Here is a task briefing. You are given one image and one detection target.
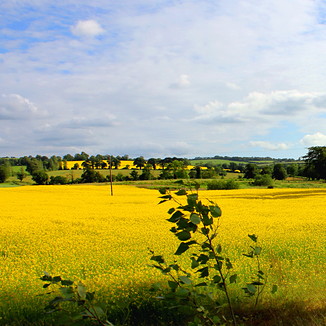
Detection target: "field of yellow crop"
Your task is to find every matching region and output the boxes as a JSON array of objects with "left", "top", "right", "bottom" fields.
[{"left": 0, "top": 185, "right": 325, "bottom": 324}]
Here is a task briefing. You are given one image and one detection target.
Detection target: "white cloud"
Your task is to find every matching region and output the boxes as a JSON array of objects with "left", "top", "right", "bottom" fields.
[
  {"left": 0, "top": 94, "right": 46, "bottom": 120},
  {"left": 71, "top": 20, "right": 105, "bottom": 38},
  {"left": 300, "top": 132, "right": 326, "bottom": 146},
  {"left": 250, "top": 141, "right": 289, "bottom": 151}
]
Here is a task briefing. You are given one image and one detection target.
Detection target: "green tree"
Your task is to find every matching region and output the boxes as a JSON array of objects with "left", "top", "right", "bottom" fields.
[
  {"left": 16, "top": 167, "right": 26, "bottom": 181},
  {"left": 286, "top": 163, "right": 299, "bottom": 177},
  {"left": 303, "top": 146, "right": 326, "bottom": 180},
  {"left": 272, "top": 164, "right": 287, "bottom": 180},
  {"left": 32, "top": 170, "right": 49, "bottom": 185},
  {"left": 0, "top": 165, "right": 10, "bottom": 183},
  {"left": 133, "top": 156, "right": 146, "bottom": 170},
  {"left": 244, "top": 163, "right": 258, "bottom": 179},
  {"left": 147, "top": 158, "right": 159, "bottom": 170}
]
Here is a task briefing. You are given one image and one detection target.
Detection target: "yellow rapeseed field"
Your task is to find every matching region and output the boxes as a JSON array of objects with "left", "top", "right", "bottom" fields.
[{"left": 0, "top": 185, "right": 325, "bottom": 319}]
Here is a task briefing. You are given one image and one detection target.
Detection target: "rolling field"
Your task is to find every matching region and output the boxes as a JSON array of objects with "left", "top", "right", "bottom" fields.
[{"left": 0, "top": 185, "right": 325, "bottom": 325}]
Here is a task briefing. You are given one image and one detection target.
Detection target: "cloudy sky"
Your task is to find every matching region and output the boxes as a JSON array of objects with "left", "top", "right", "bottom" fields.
[{"left": 1, "top": 0, "right": 326, "bottom": 159}]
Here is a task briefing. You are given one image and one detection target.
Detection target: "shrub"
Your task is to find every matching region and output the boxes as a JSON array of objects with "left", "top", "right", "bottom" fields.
[
  {"left": 253, "top": 174, "right": 274, "bottom": 187},
  {"left": 49, "top": 176, "right": 68, "bottom": 185},
  {"left": 32, "top": 170, "right": 49, "bottom": 185}
]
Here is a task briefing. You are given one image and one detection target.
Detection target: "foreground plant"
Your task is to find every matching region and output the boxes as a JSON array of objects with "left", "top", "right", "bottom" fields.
[
  {"left": 40, "top": 272, "right": 113, "bottom": 326},
  {"left": 150, "top": 185, "right": 277, "bottom": 325}
]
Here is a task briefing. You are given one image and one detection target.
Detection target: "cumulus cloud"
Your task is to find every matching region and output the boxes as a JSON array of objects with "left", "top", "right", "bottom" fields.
[
  {"left": 250, "top": 141, "right": 289, "bottom": 151},
  {"left": 0, "top": 94, "right": 46, "bottom": 120},
  {"left": 71, "top": 20, "right": 105, "bottom": 38},
  {"left": 300, "top": 132, "right": 326, "bottom": 146}
]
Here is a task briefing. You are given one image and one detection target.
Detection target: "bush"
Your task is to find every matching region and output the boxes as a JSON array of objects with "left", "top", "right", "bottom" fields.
[
  {"left": 207, "top": 179, "right": 240, "bottom": 190},
  {"left": 0, "top": 166, "right": 10, "bottom": 183},
  {"left": 32, "top": 170, "right": 49, "bottom": 185},
  {"left": 49, "top": 176, "right": 68, "bottom": 185},
  {"left": 253, "top": 174, "right": 274, "bottom": 187}
]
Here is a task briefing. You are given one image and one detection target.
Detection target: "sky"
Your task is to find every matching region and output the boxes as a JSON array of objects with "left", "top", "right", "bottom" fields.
[{"left": 1, "top": 0, "right": 326, "bottom": 159}]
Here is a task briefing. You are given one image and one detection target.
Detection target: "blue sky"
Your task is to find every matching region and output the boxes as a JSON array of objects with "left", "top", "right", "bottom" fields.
[{"left": 1, "top": 0, "right": 326, "bottom": 159}]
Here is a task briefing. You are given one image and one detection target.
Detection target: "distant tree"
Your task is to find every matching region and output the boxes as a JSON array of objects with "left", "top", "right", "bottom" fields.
[
  {"left": 0, "top": 165, "right": 10, "bottom": 183},
  {"left": 16, "top": 167, "right": 26, "bottom": 181},
  {"left": 253, "top": 174, "right": 274, "bottom": 187},
  {"left": 49, "top": 175, "right": 68, "bottom": 185},
  {"left": 286, "top": 163, "right": 299, "bottom": 177},
  {"left": 74, "top": 152, "right": 89, "bottom": 161},
  {"left": 147, "top": 158, "right": 159, "bottom": 170},
  {"left": 260, "top": 165, "right": 272, "bottom": 175},
  {"left": 139, "top": 166, "right": 154, "bottom": 180},
  {"left": 244, "top": 163, "right": 258, "bottom": 179},
  {"left": 81, "top": 168, "right": 105, "bottom": 183},
  {"left": 110, "top": 156, "right": 121, "bottom": 169},
  {"left": 26, "top": 158, "right": 43, "bottom": 175},
  {"left": 63, "top": 154, "right": 74, "bottom": 161},
  {"left": 130, "top": 170, "right": 139, "bottom": 181},
  {"left": 133, "top": 156, "right": 146, "bottom": 170},
  {"left": 32, "top": 170, "right": 48, "bottom": 185},
  {"left": 303, "top": 146, "right": 326, "bottom": 180},
  {"left": 272, "top": 164, "right": 288, "bottom": 180}
]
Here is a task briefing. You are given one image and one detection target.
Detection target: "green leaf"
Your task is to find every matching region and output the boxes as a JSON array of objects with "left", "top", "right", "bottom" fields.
[
  {"left": 174, "top": 242, "right": 189, "bottom": 255},
  {"left": 88, "top": 306, "right": 106, "bottom": 319},
  {"left": 197, "top": 254, "right": 210, "bottom": 264},
  {"left": 254, "top": 246, "right": 262, "bottom": 255},
  {"left": 175, "top": 189, "right": 187, "bottom": 196},
  {"left": 229, "top": 274, "right": 238, "bottom": 284},
  {"left": 225, "top": 258, "right": 233, "bottom": 270},
  {"left": 150, "top": 255, "right": 165, "bottom": 264},
  {"left": 246, "top": 284, "right": 257, "bottom": 294},
  {"left": 202, "top": 215, "right": 213, "bottom": 226},
  {"left": 213, "top": 275, "right": 221, "bottom": 284},
  {"left": 195, "top": 282, "right": 207, "bottom": 287},
  {"left": 196, "top": 266, "right": 209, "bottom": 278},
  {"left": 159, "top": 188, "right": 167, "bottom": 194},
  {"left": 179, "top": 276, "right": 192, "bottom": 285},
  {"left": 209, "top": 205, "right": 222, "bottom": 217},
  {"left": 191, "top": 257, "right": 199, "bottom": 269},
  {"left": 176, "top": 230, "right": 191, "bottom": 241},
  {"left": 271, "top": 284, "right": 278, "bottom": 294},
  {"left": 248, "top": 234, "right": 258, "bottom": 242},
  {"left": 176, "top": 287, "right": 189, "bottom": 297},
  {"left": 77, "top": 284, "right": 87, "bottom": 300},
  {"left": 86, "top": 291, "right": 95, "bottom": 301},
  {"left": 43, "top": 283, "right": 51, "bottom": 288},
  {"left": 59, "top": 287, "right": 74, "bottom": 298},
  {"left": 168, "top": 281, "right": 178, "bottom": 290},
  {"left": 52, "top": 276, "right": 62, "bottom": 283},
  {"left": 190, "top": 213, "right": 201, "bottom": 225},
  {"left": 187, "top": 193, "right": 198, "bottom": 207},
  {"left": 61, "top": 280, "right": 74, "bottom": 286},
  {"left": 167, "top": 210, "right": 183, "bottom": 223},
  {"left": 167, "top": 207, "right": 175, "bottom": 214},
  {"left": 252, "top": 281, "right": 264, "bottom": 286},
  {"left": 216, "top": 244, "right": 222, "bottom": 254}
]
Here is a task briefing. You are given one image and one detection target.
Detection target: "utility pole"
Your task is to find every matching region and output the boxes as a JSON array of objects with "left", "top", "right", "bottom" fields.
[{"left": 109, "top": 155, "right": 113, "bottom": 196}]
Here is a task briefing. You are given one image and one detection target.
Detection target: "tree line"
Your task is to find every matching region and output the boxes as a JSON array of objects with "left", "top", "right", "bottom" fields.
[{"left": 0, "top": 147, "right": 325, "bottom": 184}]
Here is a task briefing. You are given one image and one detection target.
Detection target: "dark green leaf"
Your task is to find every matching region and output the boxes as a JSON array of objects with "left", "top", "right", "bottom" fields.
[
  {"left": 86, "top": 291, "right": 95, "bottom": 301},
  {"left": 61, "top": 280, "right": 74, "bottom": 286},
  {"left": 159, "top": 188, "right": 167, "bottom": 194},
  {"left": 174, "top": 242, "right": 189, "bottom": 255},
  {"left": 176, "top": 287, "right": 189, "bottom": 297},
  {"left": 167, "top": 210, "right": 183, "bottom": 223},
  {"left": 43, "top": 283, "right": 51, "bottom": 288},
  {"left": 77, "top": 284, "right": 86, "bottom": 300},
  {"left": 202, "top": 215, "right": 213, "bottom": 226},
  {"left": 195, "top": 282, "right": 207, "bottom": 287},
  {"left": 248, "top": 234, "right": 258, "bottom": 242},
  {"left": 167, "top": 207, "right": 175, "bottom": 214},
  {"left": 213, "top": 275, "right": 221, "bottom": 284},
  {"left": 191, "top": 257, "right": 199, "bottom": 269},
  {"left": 229, "top": 274, "right": 238, "bottom": 284},
  {"left": 197, "top": 254, "right": 210, "bottom": 264},
  {"left": 168, "top": 281, "right": 178, "bottom": 290},
  {"left": 150, "top": 255, "right": 165, "bottom": 264},
  {"left": 187, "top": 193, "right": 198, "bottom": 207},
  {"left": 252, "top": 281, "right": 264, "bottom": 286},
  {"left": 196, "top": 266, "right": 209, "bottom": 278},
  {"left": 225, "top": 258, "right": 233, "bottom": 270},
  {"left": 216, "top": 244, "right": 222, "bottom": 254},
  {"left": 176, "top": 230, "right": 191, "bottom": 241},
  {"left": 175, "top": 189, "right": 187, "bottom": 196},
  {"left": 209, "top": 205, "right": 222, "bottom": 217},
  {"left": 52, "top": 276, "right": 62, "bottom": 283},
  {"left": 271, "top": 284, "right": 278, "bottom": 294}
]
